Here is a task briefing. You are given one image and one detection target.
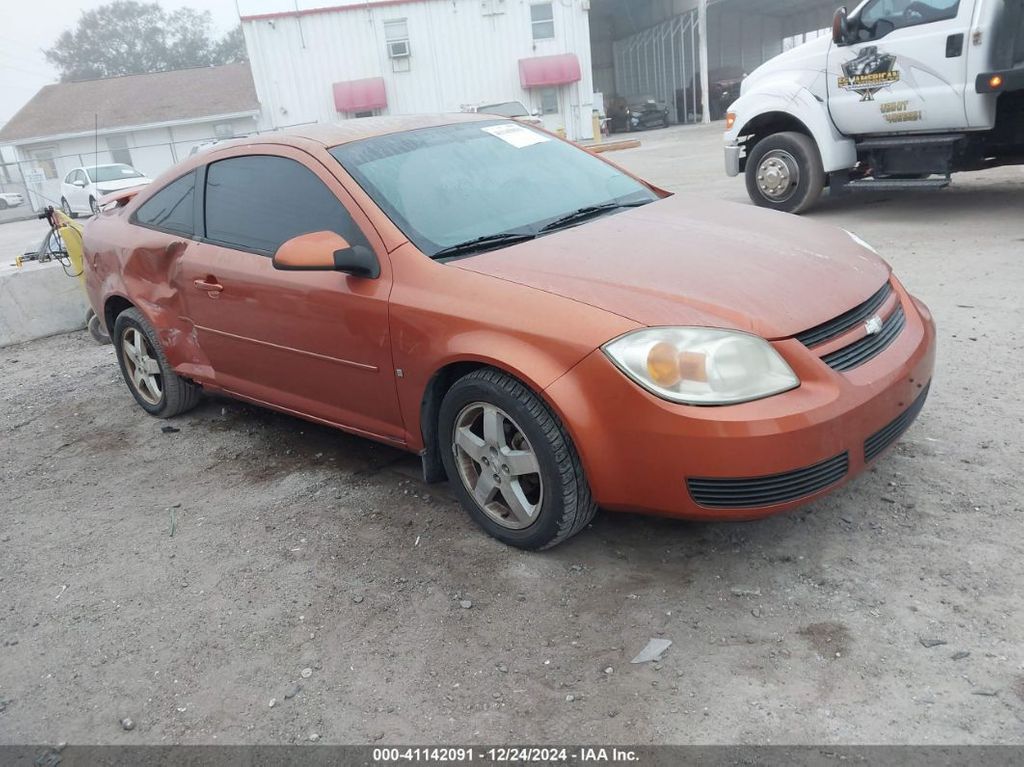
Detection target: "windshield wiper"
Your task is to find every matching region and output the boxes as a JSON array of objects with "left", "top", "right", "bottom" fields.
[
  {"left": 539, "top": 201, "right": 651, "bottom": 233},
  {"left": 431, "top": 231, "right": 537, "bottom": 260}
]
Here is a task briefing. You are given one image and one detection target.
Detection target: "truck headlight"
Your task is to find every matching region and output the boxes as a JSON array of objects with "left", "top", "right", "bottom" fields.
[{"left": 602, "top": 327, "right": 799, "bottom": 406}]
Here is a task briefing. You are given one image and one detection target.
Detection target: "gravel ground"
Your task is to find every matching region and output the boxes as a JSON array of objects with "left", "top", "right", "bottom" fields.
[{"left": 0, "top": 123, "right": 1022, "bottom": 745}]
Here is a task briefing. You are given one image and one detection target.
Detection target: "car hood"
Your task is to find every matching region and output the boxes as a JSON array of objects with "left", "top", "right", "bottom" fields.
[{"left": 454, "top": 195, "right": 890, "bottom": 340}]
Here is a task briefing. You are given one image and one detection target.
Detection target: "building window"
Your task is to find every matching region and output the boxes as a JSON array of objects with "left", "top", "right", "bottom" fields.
[
  {"left": 539, "top": 87, "right": 559, "bottom": 114},
  {"left": 31, "top": 148, "right": 58, "bottom": 180},
  {"left": 531, "top": 3, "right": 554, "bottom": 40},
  {"left": 384, "top": 18, "right": 411, "bottom": 71},
  {"left": 106, "top": 135, "right": 133, "bottom": 165}
]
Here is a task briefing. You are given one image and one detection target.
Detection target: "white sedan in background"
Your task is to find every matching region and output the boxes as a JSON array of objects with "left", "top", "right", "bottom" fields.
[
  {"left": 60, "top": 164, "right": 151, "bottom": 217},
  {"left": 0, "top": 191, "right": 24, "bottom": 209}
]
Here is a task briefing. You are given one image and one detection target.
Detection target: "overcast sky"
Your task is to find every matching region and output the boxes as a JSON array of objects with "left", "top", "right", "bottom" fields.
[{"left": 0, "top": 0, "right": 317, "bottom": 127}]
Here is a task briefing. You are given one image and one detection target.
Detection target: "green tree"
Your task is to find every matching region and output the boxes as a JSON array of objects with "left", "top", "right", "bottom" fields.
[{"left": 45, "top": 1, "right": 247, "bottom": 82}]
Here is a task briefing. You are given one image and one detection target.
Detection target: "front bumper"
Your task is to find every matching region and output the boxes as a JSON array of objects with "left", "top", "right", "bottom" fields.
[
  {"left": 724, "top": 142, "right": 742, "bottom": 177},
  {"left": 544, "top": 288, "right": 936, "bottom": 521}
]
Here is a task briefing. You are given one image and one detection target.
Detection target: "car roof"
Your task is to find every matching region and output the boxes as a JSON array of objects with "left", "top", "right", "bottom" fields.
[{"left": 212, "top": 113, "right": 496, "bottom": 151}]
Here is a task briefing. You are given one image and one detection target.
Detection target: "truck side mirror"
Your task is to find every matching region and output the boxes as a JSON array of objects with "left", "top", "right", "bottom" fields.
[{"left": 832, "top": 6, "right": 850, "bottom": 45}]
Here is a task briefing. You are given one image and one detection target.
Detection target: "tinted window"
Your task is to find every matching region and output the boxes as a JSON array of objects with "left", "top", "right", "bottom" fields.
[
  {"left": 860, "top": 0, "right": 959, "bottom": 32},
  {"left": 133, "top": 170, "right": 196, "bottom": 236},
  {"left": 204, "top": 155, "right": 366, "bottom": 255}
]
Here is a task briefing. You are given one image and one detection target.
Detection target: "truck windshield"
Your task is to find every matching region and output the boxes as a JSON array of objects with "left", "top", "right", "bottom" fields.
[{"left": 330, "top": 120, "right": 657, "bottom": 258}]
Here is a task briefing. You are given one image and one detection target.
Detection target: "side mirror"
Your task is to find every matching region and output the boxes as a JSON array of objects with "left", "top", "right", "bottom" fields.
[
  {"left": 832, "top": 6, "right": 850, "bottom": 45},
  {"left": 272, "top": 230, "right": 380, "bottom": 279},
  {"left": 73, "top": 180, "right": 86, "bottom": 188}
]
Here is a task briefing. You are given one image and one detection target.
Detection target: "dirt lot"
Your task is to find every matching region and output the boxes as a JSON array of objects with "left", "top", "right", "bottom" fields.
[{"left": 1, "top": 123, "right": 1022, "bottom": 745}]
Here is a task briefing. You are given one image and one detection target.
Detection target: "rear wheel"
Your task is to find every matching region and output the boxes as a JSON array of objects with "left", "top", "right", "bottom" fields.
[
  {"left": 745, "top": 131, "right": 825, "bottom": 214},
  {"left": 0, "top": 200, "right": 8, "bottom": 210},
  {"left": 113, "top": 308, "right": 201, "bottom": 418},
  {"left": 439, "top": 368, "right": 597, "bottom": 550},
  {"left": 89, "top": 196, "right": 99, "bottom": 215}
]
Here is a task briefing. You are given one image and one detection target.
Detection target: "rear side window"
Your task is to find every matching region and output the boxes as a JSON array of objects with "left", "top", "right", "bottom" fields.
[
  {"left": 133, "top": 171, "right": 196, "bottom": 236},
  {"left": 203, "top": 155, "right": 366, "bottom": 256}
]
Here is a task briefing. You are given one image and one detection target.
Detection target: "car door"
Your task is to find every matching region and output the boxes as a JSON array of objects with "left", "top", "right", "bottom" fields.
[
  {"left": 827, "top": 0, "right": 972, "bottom": 135},
  {"left": 68, "top": 170, "right": 86, "bottom": 211},
  {"left": 175, "top": 147, "right": 404, "bottom": 444}
]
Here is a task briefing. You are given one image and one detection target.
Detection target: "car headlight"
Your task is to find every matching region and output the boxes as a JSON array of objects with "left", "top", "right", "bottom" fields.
[
  {"left": 844, "top": 229, "right": 878, "bottom": 254},
  {"left": 602, "top": 327, "right": 799, "bottom": 406}
]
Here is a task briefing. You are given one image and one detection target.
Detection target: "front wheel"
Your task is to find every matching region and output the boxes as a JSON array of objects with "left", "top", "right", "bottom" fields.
[
  {"left": 0, "top": 200, "right": 8, "bottom": 210},
  {"left": 745, "top": 131, "right": 825, "bottom": 214},
  {"left": 438, "top": 368, "right": 597, "bottom": 550},
  {"left": 60, "top": 198, "right": 77, "bottom": 219}
]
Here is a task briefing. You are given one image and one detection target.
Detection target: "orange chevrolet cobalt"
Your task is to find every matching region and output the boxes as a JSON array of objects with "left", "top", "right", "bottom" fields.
[{"left": 84, "top": 114, "right": 935, "bottom": 550}]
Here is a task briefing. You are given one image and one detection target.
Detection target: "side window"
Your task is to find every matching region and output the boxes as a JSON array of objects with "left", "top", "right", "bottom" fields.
[
  {"left": 530, "top": 3, "right": 554, "bottom": 40},
  {"left": 133, "top": 170, "right": 196, "bottom": 237},
  {"left": 859, "top": 0, "right": 960, "bottom": 34},
  {"left": 204, "top": 155, "right": 367, "bottom": 256}
]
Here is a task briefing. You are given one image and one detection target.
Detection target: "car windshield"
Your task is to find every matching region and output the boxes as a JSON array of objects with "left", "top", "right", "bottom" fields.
[
  {"left": 478, "top": 101, "right": 529, "bottom": 117},
  {"left": 88, "top": 164, "right": 143, "bottom": 183},
  {"left": 330, "top": 120, "right": 658, "bottom": 258}
]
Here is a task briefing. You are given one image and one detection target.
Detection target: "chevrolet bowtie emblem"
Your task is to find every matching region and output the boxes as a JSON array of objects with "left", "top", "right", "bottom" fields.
[{"left": 865, "top": 315, "right": 884, "bottom": 335}]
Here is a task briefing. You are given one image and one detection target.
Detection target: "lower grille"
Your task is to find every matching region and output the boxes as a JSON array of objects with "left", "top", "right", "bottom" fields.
[
  {"left": 864, "top": 383, "right": 931, "bottom": 462},
  {"left": 822, "top": 305, "right": 906, "bottom": 372},
  {"left": 687, "top": 452, "right": 849, "bottom": 509}
]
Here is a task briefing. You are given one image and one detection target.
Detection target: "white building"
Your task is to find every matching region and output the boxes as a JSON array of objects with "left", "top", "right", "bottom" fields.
[
  {"left": 241, "top": 0, "right": 597, "bottom": 141},
  {"left": 0, "top": 64, "right": 260, "bottom": 211}
]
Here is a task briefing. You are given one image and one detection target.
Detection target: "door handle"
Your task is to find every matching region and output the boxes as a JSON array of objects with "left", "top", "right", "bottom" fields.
[
  {"left": 946, "top": 33, "right": 964, "bottom": 58},
  {"left": 193, "top": 277, "right": 223, "bottom": 294}
]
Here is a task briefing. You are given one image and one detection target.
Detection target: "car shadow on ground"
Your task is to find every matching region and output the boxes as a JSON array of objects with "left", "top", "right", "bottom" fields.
[{"left": 190, "top": 392, "right": 874, "bottom": 563}]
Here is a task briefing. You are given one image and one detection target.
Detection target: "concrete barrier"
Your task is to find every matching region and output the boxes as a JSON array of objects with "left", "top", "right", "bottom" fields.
[{"left": 0, "top": 259, "right": 89, "bottom": 347}]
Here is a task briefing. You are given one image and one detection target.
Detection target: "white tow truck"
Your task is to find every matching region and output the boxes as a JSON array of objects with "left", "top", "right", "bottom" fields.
[{"left": 724, "top": 0, "right": 1024, "bottom": 213}]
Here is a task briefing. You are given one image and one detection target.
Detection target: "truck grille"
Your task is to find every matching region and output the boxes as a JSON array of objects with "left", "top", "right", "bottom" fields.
[
  {"left": 821, "top": 305, "right": 905, "bottom": 372},
  {"left": 687, "top": 452, "right": 849, "bottom": 509},
  {"left": 796, "top": 282, "right": 892, "bottom": 348},
  {"left": 864, "top": 383, "right": 930, "bottom": 462}
]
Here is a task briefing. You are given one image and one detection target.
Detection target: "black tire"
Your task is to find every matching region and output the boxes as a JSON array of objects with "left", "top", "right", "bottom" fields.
[
  {"left": 438, "top": 368, "right": 597, "bottom": 550},
  {"left": 60, "top": 198, "right": 78, "bottom": 219},
  {"left": 89, "top": 196, "right": 99, "bottom": 216},
  {"left": 745, "top": 131, "right": 825, "bottom": 214},
  {"left": 0, "top": 199, "right": 8, "bottom": 210},
  {"left": 112, "top": 307, "right": 201, "bottom": 418}
]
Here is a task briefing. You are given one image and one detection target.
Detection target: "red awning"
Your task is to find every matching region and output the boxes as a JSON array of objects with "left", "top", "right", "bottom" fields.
[
  {"left": 518, "top": 54, "right": 582, "bottom": 89},
  {"left": 333, "top": 77, "right": 387, "bottom": 113}
]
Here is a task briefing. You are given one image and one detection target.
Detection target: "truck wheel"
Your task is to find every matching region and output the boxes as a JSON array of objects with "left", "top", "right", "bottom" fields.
[{"left": 746, "top": 132, "right": 824, "bottom": 214}]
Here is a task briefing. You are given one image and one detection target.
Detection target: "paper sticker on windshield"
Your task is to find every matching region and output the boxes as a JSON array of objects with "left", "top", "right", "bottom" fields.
[{"left": 482, "top": 123, "right": 550, "bottom": 148}]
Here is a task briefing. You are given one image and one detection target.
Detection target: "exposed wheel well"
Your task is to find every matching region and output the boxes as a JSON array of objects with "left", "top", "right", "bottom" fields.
[
  {"left": 738, "top": 112, "right": 814, "bottom": 172},
  {"left": 419, "top": 361, "right": 490, "bottom": 483},
  {"left": 104, "top": 296, "right": 134, "bottom": 335}
]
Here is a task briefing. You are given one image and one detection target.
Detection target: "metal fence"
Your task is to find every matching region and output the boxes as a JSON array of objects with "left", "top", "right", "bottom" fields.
[{"left": 613, "top": 10, "right": 703, "bottom": 125}]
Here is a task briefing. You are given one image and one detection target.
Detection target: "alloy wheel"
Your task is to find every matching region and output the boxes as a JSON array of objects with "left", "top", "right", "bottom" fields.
[
  {"left": 452, "top": 402, "right": 543, "bottom": 530},
  {"left": 120, "top": 327, "right": 163, "bottom": 405}
]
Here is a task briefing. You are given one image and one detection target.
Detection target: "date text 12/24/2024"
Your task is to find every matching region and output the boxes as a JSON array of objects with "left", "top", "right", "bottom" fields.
[{"left": 373, "top": 747, "right": 641, "bottom": 762}]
